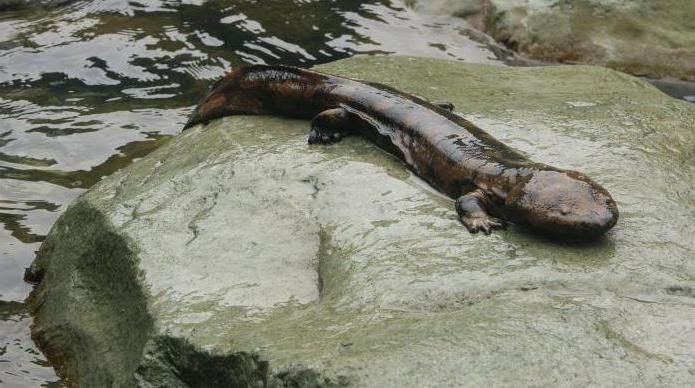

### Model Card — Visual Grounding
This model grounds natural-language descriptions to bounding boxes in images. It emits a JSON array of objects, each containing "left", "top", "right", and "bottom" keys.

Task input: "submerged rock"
[
  {"left": 408, "top": 0, "right": 695, "bottom": 81},
  {"left": 27, "top": 56, "right": 695, "bottom": 386}
]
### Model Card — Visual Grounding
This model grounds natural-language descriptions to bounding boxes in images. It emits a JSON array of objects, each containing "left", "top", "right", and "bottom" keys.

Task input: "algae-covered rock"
[
  {"left": 408, "top": 0, "right": 695, "bottom": 81},
  {"left": 27, "top": 56, "right": 695, "bottom": 386}
]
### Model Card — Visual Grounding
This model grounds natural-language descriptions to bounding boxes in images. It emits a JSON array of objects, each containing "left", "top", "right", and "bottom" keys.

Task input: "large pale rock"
[
  {"left": 28, "top": 56, "right": 695, "bottom": 386},
  {"left": 408, "top": 0, "right": 695, "bottom": 81}
]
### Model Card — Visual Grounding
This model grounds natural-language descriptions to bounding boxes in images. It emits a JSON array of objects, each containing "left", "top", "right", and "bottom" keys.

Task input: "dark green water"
[{"left": 0, "top": 0, "right": 515, "bottom": 385}]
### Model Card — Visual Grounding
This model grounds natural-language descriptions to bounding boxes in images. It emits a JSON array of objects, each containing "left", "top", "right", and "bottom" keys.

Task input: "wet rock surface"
[
  {"left": 27, "top": 56, "right": 695, "bottom": 386},
  {"left": 409, "top": 0, "right": 695, "bottom": 81}
]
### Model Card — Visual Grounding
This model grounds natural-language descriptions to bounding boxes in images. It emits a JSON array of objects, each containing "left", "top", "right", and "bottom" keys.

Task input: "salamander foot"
[
  {"left": 308, "top": 126, "right": 346, "bottom": 144},
  {"left": 308, "top": 107, "right": 352, "bottom": 145},
  {"left": 455, "top": 190, "right": 507, "bottom": 235},
  {"left": 459, "top": 215, "right": 506, "bottom": 235},
  {"left": 435, "top": 102, "right": 455, "bottom": 112}
]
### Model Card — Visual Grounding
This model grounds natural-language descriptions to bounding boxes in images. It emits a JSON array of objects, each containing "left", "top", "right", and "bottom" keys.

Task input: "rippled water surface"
[{"left": 0, "top": 0, "right": 516, "bottom": 384}]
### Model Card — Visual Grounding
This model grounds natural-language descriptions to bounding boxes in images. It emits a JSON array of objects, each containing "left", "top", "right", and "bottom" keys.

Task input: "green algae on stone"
[
  {"left": 408, "top": 0, "right": 695, "bottom": 81},
  {"left": 26, "top": 201, "right": 153, "bottom": 386},
  {"left": 28, "top": 56, "right": 695, "bottom": 386}
]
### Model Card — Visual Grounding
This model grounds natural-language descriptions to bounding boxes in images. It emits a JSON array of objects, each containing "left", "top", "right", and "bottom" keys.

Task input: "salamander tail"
[{"left": 183, "top": 65, "right": 329, "bottom": 131}]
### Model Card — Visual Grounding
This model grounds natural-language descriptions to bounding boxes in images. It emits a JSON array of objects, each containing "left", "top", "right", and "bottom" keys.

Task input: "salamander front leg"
[
  {"left": 308, "top": 108, "right": 353, "bottom": 144},
  {"left": 455, "top": 189, "right": 506, "bottom": 235}
]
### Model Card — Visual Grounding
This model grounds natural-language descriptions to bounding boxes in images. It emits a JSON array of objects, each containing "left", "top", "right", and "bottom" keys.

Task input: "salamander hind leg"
[
  {"left": 455, "top": 189, "right": 506, "bottom": 235},
  {"left": 434, "top": 102, "right": 454, "bottom": 112},
  {"left": 411, "top": 93, "right": 454, "bottom": 112},
  {"left": 308, "top": 108, "right": 353, "bottom": 145}
]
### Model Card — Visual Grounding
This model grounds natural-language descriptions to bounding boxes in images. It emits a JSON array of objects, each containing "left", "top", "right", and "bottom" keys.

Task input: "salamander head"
[{"left": 505, "top": 170, "right": 618, "bottom": 237}]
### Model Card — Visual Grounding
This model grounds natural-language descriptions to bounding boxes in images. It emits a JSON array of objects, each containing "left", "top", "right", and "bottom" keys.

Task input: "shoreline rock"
[
  {"left": 27, "top": 56, "right": 695, "bottom": 386},
  {"left": 408, "top": 0, "right": 695, "bottom": 81}
]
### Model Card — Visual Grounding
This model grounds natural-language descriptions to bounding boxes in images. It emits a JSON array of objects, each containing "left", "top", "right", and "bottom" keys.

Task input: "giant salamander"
[{"left": 184, "top": 65, "right": 618, "bottom": 237}]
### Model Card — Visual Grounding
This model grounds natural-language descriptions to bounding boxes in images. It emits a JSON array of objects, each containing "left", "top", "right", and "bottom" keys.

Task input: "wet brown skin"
[{"left": 184, "top": 65, "right": 618, "bottom": 238}]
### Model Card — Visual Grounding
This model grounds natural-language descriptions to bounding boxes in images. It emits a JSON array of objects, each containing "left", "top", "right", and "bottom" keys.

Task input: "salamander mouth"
[{"left": 531, "top": 217, "right": 616, "bottom": 238}]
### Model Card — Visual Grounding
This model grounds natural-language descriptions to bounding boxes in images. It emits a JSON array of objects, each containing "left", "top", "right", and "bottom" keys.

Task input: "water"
[{"left": 0, "top": 0, "right": 516, "bottom": 385}]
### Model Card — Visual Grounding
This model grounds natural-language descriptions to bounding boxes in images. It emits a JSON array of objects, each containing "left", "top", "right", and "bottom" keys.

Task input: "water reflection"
[
  {"left": 1, "top": 301, "right": 61, "bottom": 387},
  {"left": 0, "top": 0, "right": 513, "bottom": 384}
]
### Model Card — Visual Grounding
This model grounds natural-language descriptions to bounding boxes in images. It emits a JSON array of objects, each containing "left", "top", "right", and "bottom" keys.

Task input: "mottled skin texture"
[{"left": 184, "top": 65, "right": 618, "bottom": 237}]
